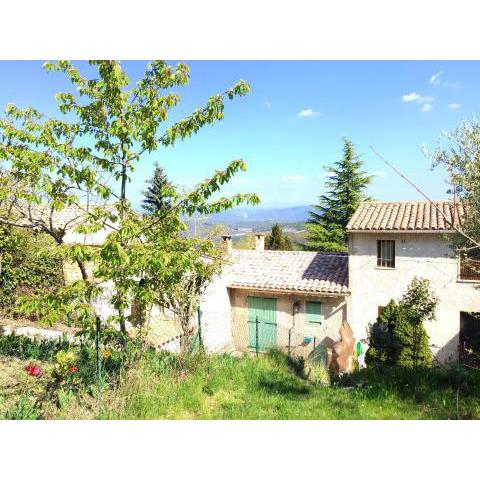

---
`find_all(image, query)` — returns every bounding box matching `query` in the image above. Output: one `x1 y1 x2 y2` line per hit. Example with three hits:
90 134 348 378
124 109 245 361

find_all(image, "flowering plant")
25 363 42 377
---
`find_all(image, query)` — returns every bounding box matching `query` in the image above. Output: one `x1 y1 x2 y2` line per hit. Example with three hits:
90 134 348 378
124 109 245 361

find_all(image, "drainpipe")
289 301 301 356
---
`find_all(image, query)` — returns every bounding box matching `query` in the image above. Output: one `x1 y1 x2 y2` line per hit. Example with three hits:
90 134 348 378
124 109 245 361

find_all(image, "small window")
460 257 480 281
306 301 323 325
377 240 395 268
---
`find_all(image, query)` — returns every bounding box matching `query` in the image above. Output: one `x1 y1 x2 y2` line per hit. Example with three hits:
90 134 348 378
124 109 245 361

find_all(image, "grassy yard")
100 352 480 420
1 334 480 420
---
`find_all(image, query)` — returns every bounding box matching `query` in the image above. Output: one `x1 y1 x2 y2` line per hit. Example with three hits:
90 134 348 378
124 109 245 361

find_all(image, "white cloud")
448 102 461 109
429 71 461 89
420 103 432 112
429 71 444 85
371 171 387 177
281 174 306 184
402 92 434 104
297 108 320 117
402 92 420 102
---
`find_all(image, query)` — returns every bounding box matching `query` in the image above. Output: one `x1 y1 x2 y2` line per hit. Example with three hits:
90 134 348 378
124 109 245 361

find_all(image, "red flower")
69 366 78 374
25 364 42 377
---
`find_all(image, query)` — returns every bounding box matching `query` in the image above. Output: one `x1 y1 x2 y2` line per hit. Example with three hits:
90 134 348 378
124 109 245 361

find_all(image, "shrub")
365 300 402 366
4 395 42 420
0 333 72 361
0 226 64 308
365 278 438 368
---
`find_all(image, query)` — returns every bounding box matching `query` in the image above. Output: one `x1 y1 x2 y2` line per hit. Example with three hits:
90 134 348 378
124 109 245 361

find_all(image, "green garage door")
248 296 277 351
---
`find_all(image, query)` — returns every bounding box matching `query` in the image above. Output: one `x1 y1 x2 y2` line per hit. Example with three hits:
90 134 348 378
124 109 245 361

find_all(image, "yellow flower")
102 351 111 359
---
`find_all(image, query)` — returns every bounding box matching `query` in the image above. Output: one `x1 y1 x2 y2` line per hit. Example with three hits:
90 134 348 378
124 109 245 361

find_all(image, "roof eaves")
346 229 455 234
227 284 350 297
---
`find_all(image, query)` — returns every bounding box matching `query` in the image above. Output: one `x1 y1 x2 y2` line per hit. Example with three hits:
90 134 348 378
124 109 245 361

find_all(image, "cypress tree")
305 138 372 252
365 278 437 368
142 163 172 215
265 223 293 250
365 300 402 367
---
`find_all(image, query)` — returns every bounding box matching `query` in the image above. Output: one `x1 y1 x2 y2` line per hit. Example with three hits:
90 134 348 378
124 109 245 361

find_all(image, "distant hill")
205 205 311 225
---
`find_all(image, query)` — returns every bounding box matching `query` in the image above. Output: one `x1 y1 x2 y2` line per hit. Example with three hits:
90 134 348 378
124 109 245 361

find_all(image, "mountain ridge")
204 205 311 224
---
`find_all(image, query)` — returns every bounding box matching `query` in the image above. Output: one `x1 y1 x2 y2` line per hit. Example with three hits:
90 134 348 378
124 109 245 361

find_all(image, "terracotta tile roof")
228 250 349 295
346 201 466 232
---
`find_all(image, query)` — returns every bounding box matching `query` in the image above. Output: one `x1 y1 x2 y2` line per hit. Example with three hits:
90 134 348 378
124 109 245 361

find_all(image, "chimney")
255 234 265 251
221 235 232 256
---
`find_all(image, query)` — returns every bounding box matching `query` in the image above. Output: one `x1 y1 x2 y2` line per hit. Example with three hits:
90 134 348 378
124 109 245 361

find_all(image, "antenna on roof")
370 146 480 250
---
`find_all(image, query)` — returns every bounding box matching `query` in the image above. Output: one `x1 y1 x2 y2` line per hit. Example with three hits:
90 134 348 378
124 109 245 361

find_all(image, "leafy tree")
0 60 259 345
365 278 437 368
305 138 372 252
265 223 292 250
142 162 172 215
427 118 480 256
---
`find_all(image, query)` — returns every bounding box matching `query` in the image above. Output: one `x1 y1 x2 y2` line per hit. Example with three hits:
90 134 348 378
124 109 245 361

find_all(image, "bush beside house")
366 278 438 368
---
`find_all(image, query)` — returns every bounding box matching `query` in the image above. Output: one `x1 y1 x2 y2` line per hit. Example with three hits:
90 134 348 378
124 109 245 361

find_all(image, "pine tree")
265 223 293 250
305 138 372 252
142 163 172 215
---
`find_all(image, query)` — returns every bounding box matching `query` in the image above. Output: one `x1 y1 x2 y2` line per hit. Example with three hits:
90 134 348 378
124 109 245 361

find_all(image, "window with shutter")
306 301 323 325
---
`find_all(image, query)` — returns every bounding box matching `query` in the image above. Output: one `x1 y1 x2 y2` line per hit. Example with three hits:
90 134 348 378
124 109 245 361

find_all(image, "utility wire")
370 146 480 250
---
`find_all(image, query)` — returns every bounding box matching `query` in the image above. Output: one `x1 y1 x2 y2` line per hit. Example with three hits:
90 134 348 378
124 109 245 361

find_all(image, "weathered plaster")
349 232 480 363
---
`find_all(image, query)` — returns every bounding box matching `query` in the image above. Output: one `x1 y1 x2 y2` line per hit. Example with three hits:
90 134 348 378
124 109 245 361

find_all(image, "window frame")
377 239 395 269
459 256 480 281
305 300 323 325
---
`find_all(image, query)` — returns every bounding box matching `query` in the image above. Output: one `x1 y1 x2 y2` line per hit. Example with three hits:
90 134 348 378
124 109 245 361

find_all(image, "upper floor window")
460 256 480 281
377 240 395 268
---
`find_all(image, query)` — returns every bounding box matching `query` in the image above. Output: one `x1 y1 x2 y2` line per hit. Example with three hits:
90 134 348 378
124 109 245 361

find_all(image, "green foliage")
0 333 72 360
265 223 292 250
365 300 402 366
427 118 480 254
4 395 42 420
0 226 63 307
305 138 372 252
142 162 173 215
366 278 438 368
0 60 259 340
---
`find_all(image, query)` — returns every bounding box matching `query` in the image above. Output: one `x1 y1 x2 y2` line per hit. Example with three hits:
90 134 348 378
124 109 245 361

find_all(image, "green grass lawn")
2 335 480 420
100 351 480 420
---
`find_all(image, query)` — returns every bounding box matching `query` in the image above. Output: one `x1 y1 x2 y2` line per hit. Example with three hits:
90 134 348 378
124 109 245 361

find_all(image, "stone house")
210 234 352 368
347 200 479 364
22 200 480 369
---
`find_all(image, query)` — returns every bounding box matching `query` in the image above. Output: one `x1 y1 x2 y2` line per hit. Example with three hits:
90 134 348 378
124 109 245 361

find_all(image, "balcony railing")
460 258 480 281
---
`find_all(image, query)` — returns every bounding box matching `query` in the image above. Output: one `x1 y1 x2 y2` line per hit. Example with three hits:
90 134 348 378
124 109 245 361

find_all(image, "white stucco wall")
349 232 480 363
198 268 234 353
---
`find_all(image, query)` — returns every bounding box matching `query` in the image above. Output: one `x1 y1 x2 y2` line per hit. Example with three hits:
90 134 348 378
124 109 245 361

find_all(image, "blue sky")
1 60 479 208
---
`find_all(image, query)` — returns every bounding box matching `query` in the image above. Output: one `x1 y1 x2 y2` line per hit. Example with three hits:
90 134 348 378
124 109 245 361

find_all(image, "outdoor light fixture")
293 301 301 315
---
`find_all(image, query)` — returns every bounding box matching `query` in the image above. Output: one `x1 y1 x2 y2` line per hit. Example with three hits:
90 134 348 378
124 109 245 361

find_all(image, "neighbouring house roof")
346 200 467 233
228 250 349 295
9 204 117 245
